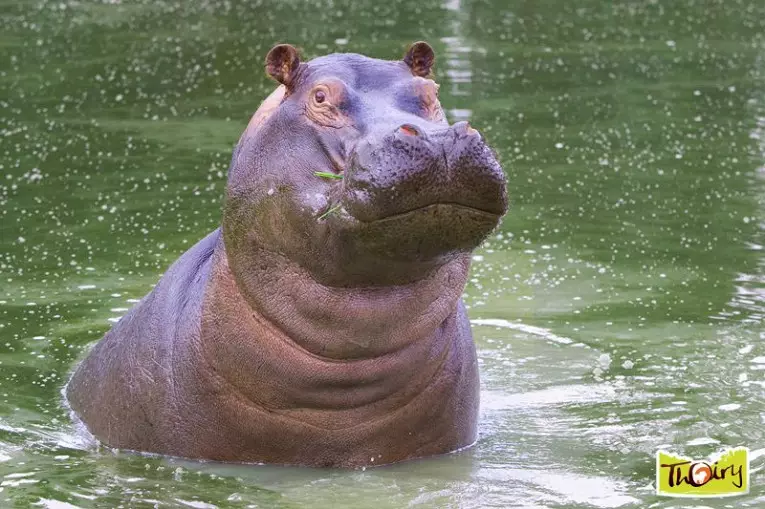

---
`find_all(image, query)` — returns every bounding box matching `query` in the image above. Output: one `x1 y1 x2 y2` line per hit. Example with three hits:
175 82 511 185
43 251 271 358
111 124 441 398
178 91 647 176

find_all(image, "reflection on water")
442 0 473 122
722 93 765 324
1 0 765 507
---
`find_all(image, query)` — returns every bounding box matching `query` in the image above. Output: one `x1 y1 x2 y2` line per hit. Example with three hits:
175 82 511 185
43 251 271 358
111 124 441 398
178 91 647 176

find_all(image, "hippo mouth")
339 173 508 224
348 201 504 224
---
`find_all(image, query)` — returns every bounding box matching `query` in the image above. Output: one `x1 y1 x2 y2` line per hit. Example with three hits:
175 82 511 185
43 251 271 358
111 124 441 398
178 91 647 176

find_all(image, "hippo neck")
220 239 471 360
199 239 472 427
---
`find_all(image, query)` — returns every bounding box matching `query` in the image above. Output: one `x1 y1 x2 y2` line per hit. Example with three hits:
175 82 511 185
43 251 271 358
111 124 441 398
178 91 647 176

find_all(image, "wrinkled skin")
65 42 508 468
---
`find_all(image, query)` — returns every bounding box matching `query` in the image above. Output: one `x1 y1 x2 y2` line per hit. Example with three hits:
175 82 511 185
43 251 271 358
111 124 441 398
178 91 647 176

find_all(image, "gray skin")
66 42 508 468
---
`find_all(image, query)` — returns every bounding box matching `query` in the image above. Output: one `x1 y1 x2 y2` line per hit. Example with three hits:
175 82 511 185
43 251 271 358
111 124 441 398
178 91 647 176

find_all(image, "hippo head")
224 42 508 288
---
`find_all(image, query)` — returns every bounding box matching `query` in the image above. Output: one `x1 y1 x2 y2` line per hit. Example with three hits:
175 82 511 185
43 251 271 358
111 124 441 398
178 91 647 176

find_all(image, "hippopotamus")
65 42 508 468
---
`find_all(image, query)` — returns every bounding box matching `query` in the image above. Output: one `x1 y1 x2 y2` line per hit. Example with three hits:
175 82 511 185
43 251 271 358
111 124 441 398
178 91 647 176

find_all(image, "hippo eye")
306 83 351 128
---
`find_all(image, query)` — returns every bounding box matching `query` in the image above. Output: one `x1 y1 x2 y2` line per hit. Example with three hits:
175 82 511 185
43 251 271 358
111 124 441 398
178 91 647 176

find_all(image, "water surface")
2 0 765 507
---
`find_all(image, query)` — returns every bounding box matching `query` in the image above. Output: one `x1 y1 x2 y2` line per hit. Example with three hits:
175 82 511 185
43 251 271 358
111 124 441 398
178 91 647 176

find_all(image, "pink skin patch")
399 125 419 136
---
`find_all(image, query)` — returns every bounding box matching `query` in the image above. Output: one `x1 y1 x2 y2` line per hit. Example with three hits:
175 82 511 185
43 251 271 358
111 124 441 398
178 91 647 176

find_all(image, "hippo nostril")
451 121 480 142
452 121 471 135
398 125 419 137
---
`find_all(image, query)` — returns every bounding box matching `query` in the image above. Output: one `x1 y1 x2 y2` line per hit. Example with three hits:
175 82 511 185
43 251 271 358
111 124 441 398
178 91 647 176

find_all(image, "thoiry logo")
656 447 749 498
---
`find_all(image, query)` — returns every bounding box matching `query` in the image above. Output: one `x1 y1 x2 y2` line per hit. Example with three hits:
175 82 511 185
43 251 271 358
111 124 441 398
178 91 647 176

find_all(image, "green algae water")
2 0 765 507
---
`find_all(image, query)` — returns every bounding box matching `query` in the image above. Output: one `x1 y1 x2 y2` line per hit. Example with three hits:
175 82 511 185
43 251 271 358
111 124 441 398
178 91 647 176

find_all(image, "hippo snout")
342 122 508 223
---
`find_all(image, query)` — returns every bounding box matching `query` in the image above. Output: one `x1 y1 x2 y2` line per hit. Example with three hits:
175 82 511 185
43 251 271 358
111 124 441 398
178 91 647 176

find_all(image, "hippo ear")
266 44 301 87
403 41 435 78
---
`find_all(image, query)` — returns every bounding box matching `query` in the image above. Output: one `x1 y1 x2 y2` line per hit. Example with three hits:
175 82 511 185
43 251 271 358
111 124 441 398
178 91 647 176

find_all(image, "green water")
2 0 765 506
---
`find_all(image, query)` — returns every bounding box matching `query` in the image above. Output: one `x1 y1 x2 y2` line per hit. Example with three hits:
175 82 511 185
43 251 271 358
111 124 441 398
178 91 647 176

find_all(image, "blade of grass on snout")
317 204 343 220
314 171 343 180
315 172 343 219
